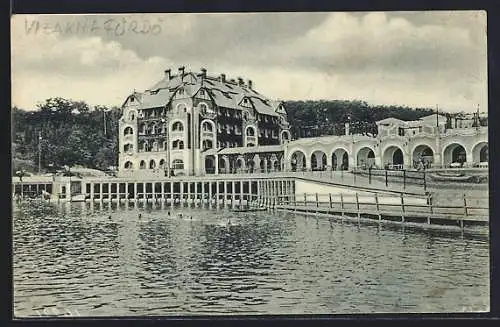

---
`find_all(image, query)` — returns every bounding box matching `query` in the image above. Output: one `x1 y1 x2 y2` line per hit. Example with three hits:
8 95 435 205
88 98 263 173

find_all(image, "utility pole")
103 110 107 136
38 130 42 174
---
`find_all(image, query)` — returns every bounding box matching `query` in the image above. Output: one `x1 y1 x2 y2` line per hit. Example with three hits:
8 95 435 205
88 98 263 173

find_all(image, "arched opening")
412 145 434 170
139 160 146 169
149 160 156 169
246 126 256 136
124 143 133 153
248 159 256 173
443 143 467 167
218 157 227 174
159 159 165 169
202 121 213 132
472 142 488 164
202 139 213 150
290 150 307 172
273 160 280 171
332 149 349 170
281 130 291 143
235 157 245 172
266 160 272 172
311 150 327 171
172 121 184 131
356 147 375 169
124 161 133 170
205 155 215 174
382 146 404 169
124 127 133 136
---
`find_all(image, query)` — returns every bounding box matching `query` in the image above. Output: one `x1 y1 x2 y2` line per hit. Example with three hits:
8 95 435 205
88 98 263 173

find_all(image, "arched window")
128 111 135 121
172 159 184 170
149 160 156 169
172 121 184 131
124 143 133 153
140 160 146 169
172 140 184 150
203 140 213 150
124 127 133 136
246 126 256 136
152 142 158 151
124 161 133 170
159 159 165 169
202 121 213 132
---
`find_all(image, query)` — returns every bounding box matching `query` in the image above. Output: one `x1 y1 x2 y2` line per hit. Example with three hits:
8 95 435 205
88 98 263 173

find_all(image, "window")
128 112 135 121
124 127 133 136
173 140 185 150
200 90 205 96
246 127 255 136
398 128 405 136
124 143 133 152
178 88 184 95
202 121 213 132
149 160 156 169
124 161 133 169
419 126 423 133
172 121 184 131
172 159 184 170
203 140 213 150
159 159 165 169
140 160 146 169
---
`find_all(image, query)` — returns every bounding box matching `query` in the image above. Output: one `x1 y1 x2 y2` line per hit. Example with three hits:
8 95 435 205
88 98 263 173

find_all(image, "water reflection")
13 201 489 316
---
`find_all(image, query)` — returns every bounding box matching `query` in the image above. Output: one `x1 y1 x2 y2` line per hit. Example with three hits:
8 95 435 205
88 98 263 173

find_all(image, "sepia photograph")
11 11 489 317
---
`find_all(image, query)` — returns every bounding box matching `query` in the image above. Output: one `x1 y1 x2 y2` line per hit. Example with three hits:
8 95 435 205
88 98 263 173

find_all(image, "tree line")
11 97 481 174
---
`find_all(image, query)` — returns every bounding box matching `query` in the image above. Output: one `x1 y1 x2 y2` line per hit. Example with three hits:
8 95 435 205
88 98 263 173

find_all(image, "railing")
263 192 488 229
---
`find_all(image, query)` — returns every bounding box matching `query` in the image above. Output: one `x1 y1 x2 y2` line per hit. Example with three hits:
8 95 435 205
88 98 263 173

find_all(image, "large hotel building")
118 67 291 177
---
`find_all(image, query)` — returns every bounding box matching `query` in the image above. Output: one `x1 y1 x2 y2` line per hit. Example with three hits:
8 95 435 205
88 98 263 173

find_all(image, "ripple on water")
13 203 490 316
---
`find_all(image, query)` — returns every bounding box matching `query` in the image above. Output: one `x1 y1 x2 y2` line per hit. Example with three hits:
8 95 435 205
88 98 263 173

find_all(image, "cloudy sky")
11 11 487 113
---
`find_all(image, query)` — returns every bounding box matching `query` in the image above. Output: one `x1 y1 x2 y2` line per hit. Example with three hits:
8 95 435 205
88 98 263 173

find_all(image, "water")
12 201 489 317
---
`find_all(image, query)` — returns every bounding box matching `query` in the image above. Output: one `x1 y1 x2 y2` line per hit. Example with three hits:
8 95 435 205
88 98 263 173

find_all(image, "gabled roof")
419 114 447 122
133 69 284 116
376 117 405 125
140 89 172 108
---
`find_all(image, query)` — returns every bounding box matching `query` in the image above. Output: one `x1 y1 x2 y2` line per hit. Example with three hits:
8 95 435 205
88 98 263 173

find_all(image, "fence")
261 191 488 230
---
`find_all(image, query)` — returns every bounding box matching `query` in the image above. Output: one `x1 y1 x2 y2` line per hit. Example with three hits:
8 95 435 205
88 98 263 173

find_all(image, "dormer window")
200 90 205 96
178 88 184 95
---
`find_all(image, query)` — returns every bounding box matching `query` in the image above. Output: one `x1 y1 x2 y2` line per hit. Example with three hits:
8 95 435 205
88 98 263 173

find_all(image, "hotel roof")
132 68 282 117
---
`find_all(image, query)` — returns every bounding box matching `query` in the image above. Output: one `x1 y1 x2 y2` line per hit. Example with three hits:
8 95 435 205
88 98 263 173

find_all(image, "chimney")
200 67 207 77
220 73 226 83
230 78 236 84
248 80 253 89
178 66 185 76
164 69 171 79
237 77 244 86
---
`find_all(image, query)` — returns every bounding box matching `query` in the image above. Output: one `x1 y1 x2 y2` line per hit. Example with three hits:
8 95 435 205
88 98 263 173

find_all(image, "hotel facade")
118 67 488 177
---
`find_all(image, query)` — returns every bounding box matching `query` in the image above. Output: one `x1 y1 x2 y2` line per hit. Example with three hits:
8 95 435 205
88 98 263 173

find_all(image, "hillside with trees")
12 98 120 175
12 97 479 175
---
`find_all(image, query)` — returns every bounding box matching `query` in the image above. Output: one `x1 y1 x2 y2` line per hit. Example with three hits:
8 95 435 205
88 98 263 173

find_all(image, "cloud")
11 12 487 112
